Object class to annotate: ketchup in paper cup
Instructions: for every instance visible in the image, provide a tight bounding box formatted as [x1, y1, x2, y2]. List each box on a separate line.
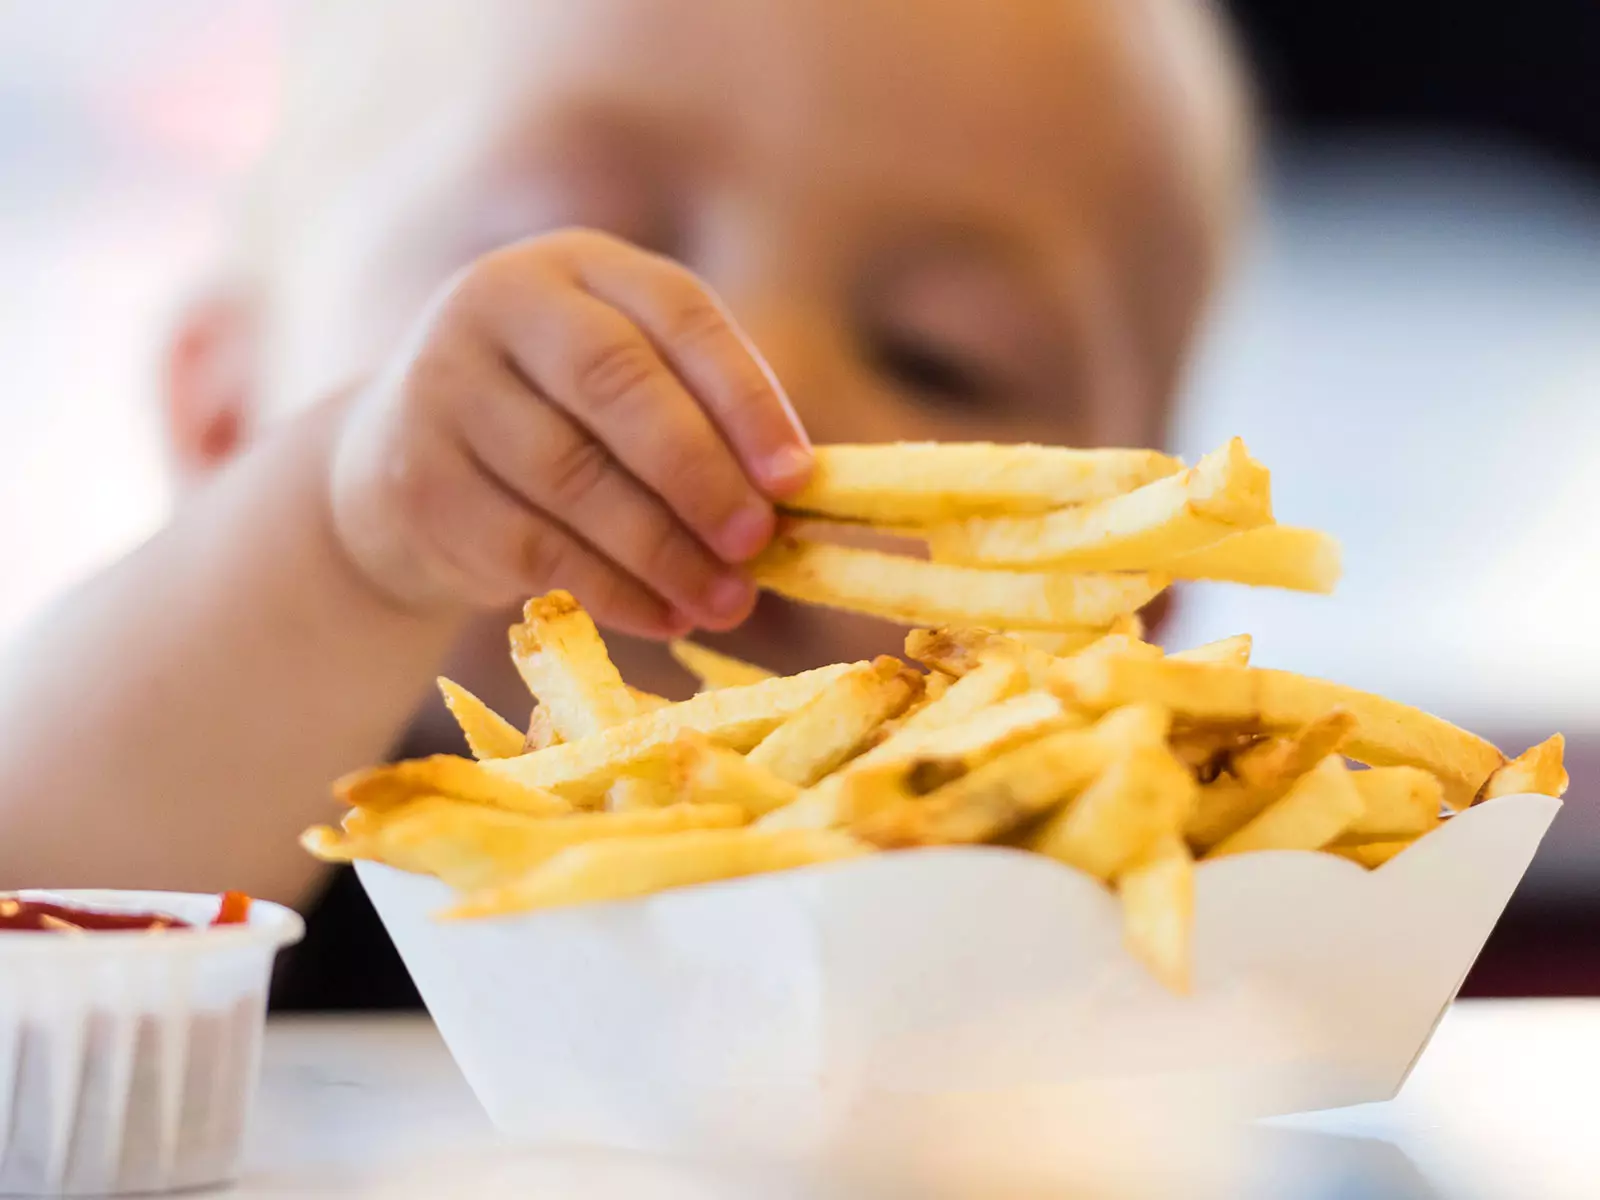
[0, 890, 303, 1196]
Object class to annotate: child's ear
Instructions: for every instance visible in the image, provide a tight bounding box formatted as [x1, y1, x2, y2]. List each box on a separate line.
[163, 288, 258, 483]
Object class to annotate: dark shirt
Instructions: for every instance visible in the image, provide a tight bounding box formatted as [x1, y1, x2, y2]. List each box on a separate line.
[271, 865, 421, 1010]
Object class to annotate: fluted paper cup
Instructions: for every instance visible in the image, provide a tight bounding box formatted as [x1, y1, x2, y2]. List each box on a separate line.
[0, 891, 303, 1196]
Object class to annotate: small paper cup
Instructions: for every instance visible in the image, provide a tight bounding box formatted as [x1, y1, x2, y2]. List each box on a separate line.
[0, 890, 303, 1196]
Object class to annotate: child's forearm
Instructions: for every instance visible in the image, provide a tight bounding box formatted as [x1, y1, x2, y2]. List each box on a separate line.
[0, 394, 464, 904]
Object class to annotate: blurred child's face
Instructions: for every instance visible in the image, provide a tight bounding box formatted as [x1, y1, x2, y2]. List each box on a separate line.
[237, 0, 1242, 699]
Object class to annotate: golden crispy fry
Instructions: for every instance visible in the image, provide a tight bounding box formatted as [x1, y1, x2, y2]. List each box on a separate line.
[1476, 734, 1568, 803]
[436, 677, 526, 761]
[668, 732, 801, 817]
[1028, 743, 1197, 881]
[1070, 633, 1166, 664]
[510, 592, 639, 739]
[1012, 628, 1130, 655]
[752, 538, 1167, 631]
[854, 705, 1170, 848]
[483, 663, 859, 805]
[886, 657, 1027, 736]
[524, 705, 561, 752]
[1329, 839, 1413, 869]
[444, 828, 871, 917]
[1169, 728, 1260, 783]
[335, 755, 571, 817]
[1229, 710, 1357, 790]
[1185, 711, 1357, 850]
[1208, 755, 1364, 858]
[924, 438, 1272, 570]
[858, 689, 1074, 774]
[1051, 655, 1505, 809]
[628, 687, 671, 712]
[1118, 835, 1194, 994]
[302, 797, 746, 892]
[1162, 526, 1342, 594]
[1169, 634, 1254, 667]
[756, 764, 920, 832]
[905, 626, 1059, 685]
[762, 690, 1076, 832]
[604, 775, 675, 813]
[1339, 767, 1444, 841]
[668, 640, 775, 690]
[746, 657, 921, 786]
[782, 443, 1182, 524]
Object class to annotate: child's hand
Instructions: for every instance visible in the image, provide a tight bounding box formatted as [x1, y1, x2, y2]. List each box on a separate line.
[329, 230, 812, 637]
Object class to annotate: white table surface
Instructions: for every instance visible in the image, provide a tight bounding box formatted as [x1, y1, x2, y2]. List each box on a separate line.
[221, 1001, 1600, 1199]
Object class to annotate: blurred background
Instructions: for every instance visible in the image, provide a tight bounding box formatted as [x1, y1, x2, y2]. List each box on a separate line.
[1, 0, 1596, 992]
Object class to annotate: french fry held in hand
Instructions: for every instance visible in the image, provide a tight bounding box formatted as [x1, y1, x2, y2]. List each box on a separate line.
[306, 436, 1567, 995]
[752, 538, 1166, 632]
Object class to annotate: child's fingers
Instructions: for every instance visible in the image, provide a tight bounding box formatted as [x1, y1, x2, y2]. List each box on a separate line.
[473, 269, 776, 565]
[455, 359, 758, 630]
[574, 244, 813, 498]
[424, 457, 689, 640]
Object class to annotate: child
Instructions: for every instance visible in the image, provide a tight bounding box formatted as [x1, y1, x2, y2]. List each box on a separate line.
[0, 0, 1251, 1004]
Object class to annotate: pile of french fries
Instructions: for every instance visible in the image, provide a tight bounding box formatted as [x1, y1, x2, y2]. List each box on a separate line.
[304, 440, 1568, 992]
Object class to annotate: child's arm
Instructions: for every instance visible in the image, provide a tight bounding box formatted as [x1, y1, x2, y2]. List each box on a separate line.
[0, 394, 463, 902]
[0, 230, 811, 903]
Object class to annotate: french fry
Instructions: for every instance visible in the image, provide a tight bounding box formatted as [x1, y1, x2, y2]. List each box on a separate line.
[1329, 839, 1413, 869]
[1161, 525, 1342, 593]
[1476, 734, 1568, 803]
[1015, 623, 1139, 655]
[1169, 634, 1253, 667]
[1052, 655, 1505, 809]
[335, 755, 571, 817]
[668, 732, 801, 818]
[883, 657, 1027, 737]
[1208, 755, 1364, 858]
[1070, 633, 1166, 664]
[866, 688, 1072, 768]
[1118, 835, 1194, 994]
[482, 663, 859, 805]
[759, 690, 1075, 832]
[628, 687, 671, 712]
[604, 775, 675, 813]
[854, 704, 1170, 848]
[782, 442, 1183, 524]
[302, 797, 747, 892]
[1338, 767, 1444, 841]
[924, 438, 1272, 570]
[510, 592, 639, 739]
[752, 538, 1166, 631]
[436, 678, 526, 760]
[444, 828, 871, 917]
[1028, 743, 1197, 881]
[747, 657, 922, 786]
[1229, 710, 1356, 791]
[757, 764, 920, 832]
[906, 626, 1059, 685]
[524, 705, 560, 752]
[1186, 711, 1357, 851]
[668, 640, 775, 690]
[1169, 727, 1259, 783]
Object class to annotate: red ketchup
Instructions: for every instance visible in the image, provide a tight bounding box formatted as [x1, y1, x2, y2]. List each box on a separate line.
[0, 892, 252, 931]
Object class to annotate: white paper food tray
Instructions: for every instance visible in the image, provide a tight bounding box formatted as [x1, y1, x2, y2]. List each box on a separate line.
[359, 793, 1558, 1167]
